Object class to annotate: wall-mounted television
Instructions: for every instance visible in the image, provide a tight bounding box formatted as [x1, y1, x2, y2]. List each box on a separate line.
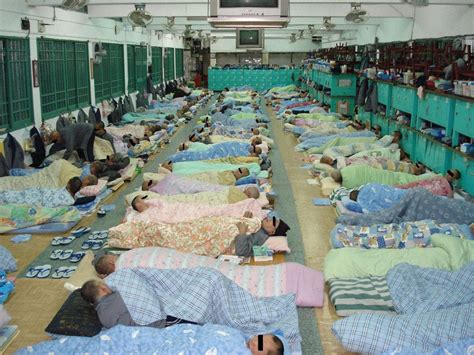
[208, 0, 289, 28]
[236, 29, 264, 49]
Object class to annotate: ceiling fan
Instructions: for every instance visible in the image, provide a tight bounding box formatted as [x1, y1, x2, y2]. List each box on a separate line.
[60, 0, 88, 11]
[127, 4, 153, 27]
[183, 24, 196, 38]
[345, 3, 368, 24]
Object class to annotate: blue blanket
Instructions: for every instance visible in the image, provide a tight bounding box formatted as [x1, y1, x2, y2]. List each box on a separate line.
[105, 268, 300, 349]
[16, 324, 252, 354]
[357, 183, 408, 213]
[211, 113, 258, 129]
[169, 142, 251, 163]
[296, 131, 375, 151]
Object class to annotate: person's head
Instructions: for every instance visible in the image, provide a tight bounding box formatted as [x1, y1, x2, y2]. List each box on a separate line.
[142, 180, 154, 191]
[90, 161, 104, 176]
[131, 195, 149, 213]
[320, 156, 334, 165]
[178, 142, 188, 151]
[233, 167, 250, 180]
[162, 160, 173, 172]
[372, 125, 381, 133]
[165, 114, 175, 121]
[392, 130, 402, 144]
[224, 87, 229, 92]
[252, 128, 260, 136]
[261, 215, 290, 236]
[251, 137, 263, 146]
[189, 133, 198, 142]
[81, 280, 112, 305]
[95, 121, 105, 130]
[445, 168, 461, 182]
[244, 186, 260, 199]
[94, 254, 118, 278]
[82, 175, 98, 188]
[349, 190, 359, 201]
[414, 162, 426, 175]
[249, 146, 262, 157]
[247, 334, 284, 355]
[49, 130, 61, 144]
[66, 177, 82, 196]
[331, 170, 342, 183]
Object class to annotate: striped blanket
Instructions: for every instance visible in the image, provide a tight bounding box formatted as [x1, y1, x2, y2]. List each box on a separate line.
[328, 276, 395, 317]
[116, 247, 324, 307]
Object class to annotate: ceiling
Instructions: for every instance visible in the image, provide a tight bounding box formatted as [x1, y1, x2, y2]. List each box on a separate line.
[26, 0, 474, 39]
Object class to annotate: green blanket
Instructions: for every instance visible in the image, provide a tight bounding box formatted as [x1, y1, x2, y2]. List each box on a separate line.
[295, 113, 340, 122]
[351, 147, 401, 160]
[324, 234, 474, 280]
[307, 137, 376, 155]
[341, 165, 433, 188]
[269, 85, 296, 93]
[0, 204, 81, 233]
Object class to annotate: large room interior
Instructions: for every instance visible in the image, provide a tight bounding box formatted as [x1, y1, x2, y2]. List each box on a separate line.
[0, 0, 473, 354]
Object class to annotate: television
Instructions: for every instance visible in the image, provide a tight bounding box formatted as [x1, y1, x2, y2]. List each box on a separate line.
[236, 29, 264, 49]
[208, 0, 289, 28]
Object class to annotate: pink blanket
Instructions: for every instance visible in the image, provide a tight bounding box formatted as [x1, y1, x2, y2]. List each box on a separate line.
[126, 198, 268, 223]
[116, 247, 324, 307]
[397, 176, 452, 196]
[151, 173, 226, 195]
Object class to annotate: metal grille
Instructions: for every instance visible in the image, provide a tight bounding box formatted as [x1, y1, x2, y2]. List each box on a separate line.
[94, 43, 124, 101]
[38, 38, 90, 119]
[0, 37, 33, 130]
[127, 45, 136, 92]
[165, 47, 175, 81]
[135, 46, 147, 92]
[151, 46, 163, 85]
[175, 48, 184, 78]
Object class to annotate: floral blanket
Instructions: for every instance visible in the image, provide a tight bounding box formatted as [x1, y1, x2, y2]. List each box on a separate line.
[0, 204, 81, 233]
[331, 220, 472, 249]
[323, 135, 395, 158]
[338, 156, 415, 174]
[108, 217, 262, 257]
[169, 141, 252, 163]
[0, 187, 74, 208]
[397, 176, 452, 196]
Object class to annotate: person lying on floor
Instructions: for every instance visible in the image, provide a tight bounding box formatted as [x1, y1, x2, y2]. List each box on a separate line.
[0, 176, 82, 208]
[168, 141, 262, 163]
[48, 123, 95, 162]
[235, 212, 291, 257]
[320, 155, 426, 175]
[80, 275, 289, 354]
[125, 196, 267, 224]
[90, 161, 122, 182]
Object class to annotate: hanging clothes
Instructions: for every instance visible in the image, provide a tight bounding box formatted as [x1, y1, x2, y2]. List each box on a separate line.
[77, 108, 89, 123]
[30, 126, 46, 168]
[364, 81, 378, 114]
[56, 115, 72, 130]
[356, 77, 369, 107]
[4, 133, 25, 169]
[0, 153, 9, 177]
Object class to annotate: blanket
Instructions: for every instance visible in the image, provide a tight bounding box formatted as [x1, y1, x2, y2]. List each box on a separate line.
[351, 147, 401, 160]
[0, 204, 81, 233]
[125, 198, 267, 224]
[93, 136, 114, 161]
[357, 183, 408, 213]
[397, 176, 453, 196]
[173, 161, 262, 177]
[323, 136, 396, 158]
[387, 262, 474, 314]
[337, 156, 414, 174]
[331, 220, 472, 249]
[150, 173, 227, 195]
[0, 187, 74, 208]
[332, 263, 474, 354]
[340, 165, 431, 188]
[296, 131, 375, 152]
[106, 125, 146, 140]
[106, 268, 301, 348]
[16, 324, 252, 354]
[108, 217, 262, 257]
[117, 247, 324, 307]
[307, 137, 377, 155]
[0, 159, 81, 191]
[169, 141, 251, 163]
[336, 188, 474, 225]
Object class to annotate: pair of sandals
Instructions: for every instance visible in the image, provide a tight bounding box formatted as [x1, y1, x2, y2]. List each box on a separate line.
[81, 240, 103, 250]
[50, 249, 85, 263]
[51, 266, 77, 279]
[26, 265, 52, 278]
[88, 231, 108, 240]
[51, 236, 75, 246]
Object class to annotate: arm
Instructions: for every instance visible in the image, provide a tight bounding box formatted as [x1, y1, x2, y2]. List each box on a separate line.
[234, 230, 269, 257]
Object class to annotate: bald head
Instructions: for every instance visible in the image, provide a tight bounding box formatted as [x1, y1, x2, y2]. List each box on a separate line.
[244, 186, 260, 199]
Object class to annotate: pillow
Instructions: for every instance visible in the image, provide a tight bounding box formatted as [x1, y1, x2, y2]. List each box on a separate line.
[341, 196, 363, 213]
[0, 246, 17, 273]
[263, 237, 291, 253]
[431, 234, 474, 270]
[45, 289, 102, 337]
[320, 177, 341, 196]
[79, 179, 107, 197]
[235, 176, 257, 186]
[64, 251, 100, 292]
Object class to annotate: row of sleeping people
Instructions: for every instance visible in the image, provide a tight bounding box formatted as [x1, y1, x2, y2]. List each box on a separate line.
[16, 88, 326, 354]
[0, 91, 212, 233]
[269, 88, 474, 354]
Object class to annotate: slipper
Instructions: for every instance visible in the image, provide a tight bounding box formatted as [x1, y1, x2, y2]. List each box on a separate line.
[97, 231, 108, 240]
[62, 266, 77, 279]
[91, 240, 104, 250]
[60, 236, 76, 245]
[97, 208, 107, 217]
[71, 226, 91, 236]
[50, 249, 64, 260]
[37, 265, 52, 279]
[26, 266, 42, 278]
[51, 236, 64, 246]
[58, 249, 73, 260]
[81, 240, 94, 250]
[51, 266, 68, 279]
[70, 251, 86, 263]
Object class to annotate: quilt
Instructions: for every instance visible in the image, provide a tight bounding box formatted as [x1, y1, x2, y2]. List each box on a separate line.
[0, 187, 74, 208]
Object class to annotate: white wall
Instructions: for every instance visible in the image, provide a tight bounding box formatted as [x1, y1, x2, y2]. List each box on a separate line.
[211, 36, 319, 54]
[0, 0, 183, 143]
